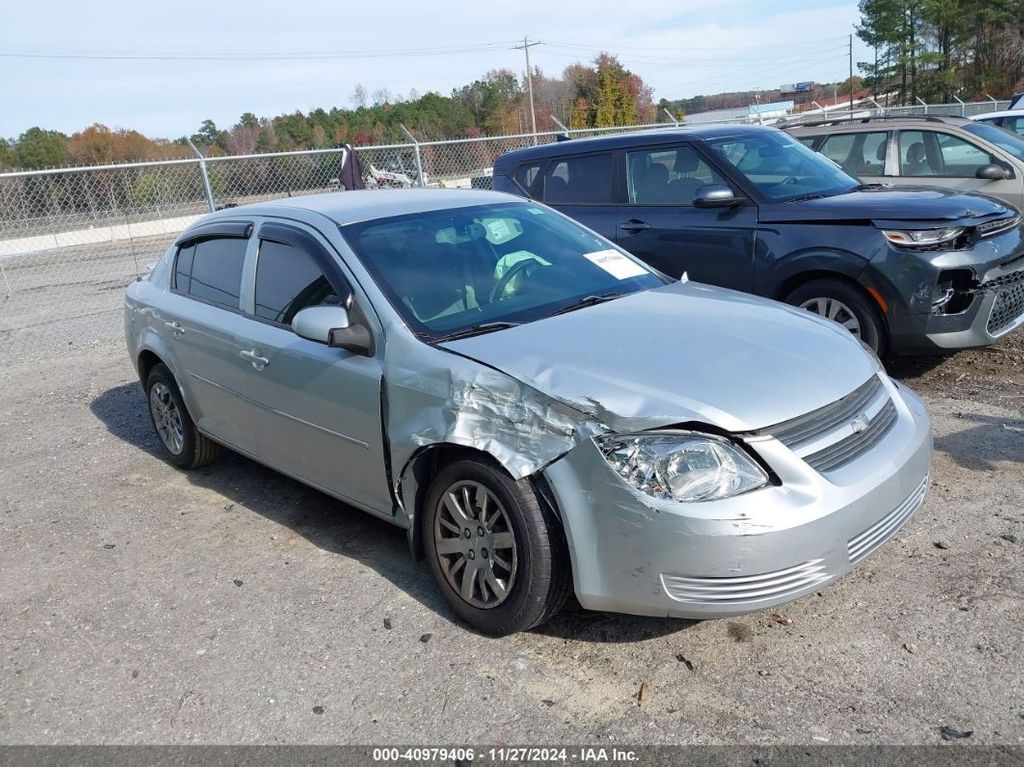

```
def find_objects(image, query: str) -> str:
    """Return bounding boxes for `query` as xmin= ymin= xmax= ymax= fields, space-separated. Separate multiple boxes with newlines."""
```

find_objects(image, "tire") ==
xmin=423 ymin=459 xmax=571 ymax=636
xmin=145 ymin=363 xmax=221 ymax=469
xmin=785 ymin=278 xmax=887 ymax=355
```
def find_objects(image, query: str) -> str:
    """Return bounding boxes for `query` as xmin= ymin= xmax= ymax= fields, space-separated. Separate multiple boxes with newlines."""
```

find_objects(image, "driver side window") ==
xmin=626 ymin=146 xmax=729 ymax=205
xmin=254 ymin=239 xmax=349 ymax=327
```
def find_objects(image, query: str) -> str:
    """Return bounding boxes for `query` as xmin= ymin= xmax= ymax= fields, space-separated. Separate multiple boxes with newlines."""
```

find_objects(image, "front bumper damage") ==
xmin=541 ymin=382 xmax=932 ymax=619
xmin=876 ymin=219 xmax=1024 ymax=352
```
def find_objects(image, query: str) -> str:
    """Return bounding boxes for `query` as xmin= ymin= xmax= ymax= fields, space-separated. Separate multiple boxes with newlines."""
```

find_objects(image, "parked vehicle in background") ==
xmin=972 ymin=111 xmax=1024 ymax=138
xmin=493 ymin=126 xmax=1024 ymax=354
xmin=786 ymin=116 xmax=1024 ymax=211
xmin=125 ymin=190 xmax=933 ymax=635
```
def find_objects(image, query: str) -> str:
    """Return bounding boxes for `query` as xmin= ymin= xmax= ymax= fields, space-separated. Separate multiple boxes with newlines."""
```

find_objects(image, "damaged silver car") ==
xmin=125 ymin=190 xmax=933 ymax=635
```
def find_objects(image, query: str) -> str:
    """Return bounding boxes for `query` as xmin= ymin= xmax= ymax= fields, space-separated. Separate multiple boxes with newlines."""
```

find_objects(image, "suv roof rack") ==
xmin=784 ymin=114 xmax=968 ymax=129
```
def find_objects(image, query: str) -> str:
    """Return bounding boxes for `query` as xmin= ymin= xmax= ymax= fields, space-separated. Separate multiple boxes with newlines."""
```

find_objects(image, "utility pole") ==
xmin=849 ymin=33 xmax=854 ymax=112
xmin=515 ymin=37 xmax=540 ymax=143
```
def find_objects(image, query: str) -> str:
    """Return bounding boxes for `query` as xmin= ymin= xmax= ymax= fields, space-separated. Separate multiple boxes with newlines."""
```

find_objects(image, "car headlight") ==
xmin=596 ymin=432 xmax=769 ymax=502
xmin=882 ymin=227 xmax=964 ymax=247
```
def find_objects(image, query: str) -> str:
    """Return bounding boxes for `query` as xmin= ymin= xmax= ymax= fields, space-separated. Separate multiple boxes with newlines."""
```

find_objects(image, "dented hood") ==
xmin=443 ymin=281 xmax=879 ymax=433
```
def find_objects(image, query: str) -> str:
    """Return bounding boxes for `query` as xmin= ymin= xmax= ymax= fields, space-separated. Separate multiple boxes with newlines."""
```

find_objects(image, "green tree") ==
xmin=13 ymin=127 xmax=71 ymax=169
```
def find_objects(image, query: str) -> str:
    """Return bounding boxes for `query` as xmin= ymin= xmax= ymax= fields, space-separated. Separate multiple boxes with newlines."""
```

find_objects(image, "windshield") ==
xmin=965 ymin=122 xmax=1024 ymax=160
xmin=706 ymin=130 xmax=860 ymax=202
xmin=341 ymin=202 xmax=665 ymax=342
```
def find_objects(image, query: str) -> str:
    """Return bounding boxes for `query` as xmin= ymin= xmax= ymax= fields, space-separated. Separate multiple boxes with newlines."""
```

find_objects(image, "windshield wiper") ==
xmin=786 ymin=192 xmax=830 ymax=203
xmin=549 ymin=292 xmax=622 ymax=317
xmin=433 ymin=321 xmax=521 ymax=343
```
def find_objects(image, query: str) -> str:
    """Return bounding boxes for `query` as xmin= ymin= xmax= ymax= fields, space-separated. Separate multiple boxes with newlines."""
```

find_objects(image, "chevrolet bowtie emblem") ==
xmin=850 ymin=414 xmax=870 ymax=434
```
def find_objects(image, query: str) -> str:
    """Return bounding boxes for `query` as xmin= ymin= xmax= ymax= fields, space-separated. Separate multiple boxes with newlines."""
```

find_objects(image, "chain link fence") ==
xmin=0 ymin=101 xmax=1012 ymax=366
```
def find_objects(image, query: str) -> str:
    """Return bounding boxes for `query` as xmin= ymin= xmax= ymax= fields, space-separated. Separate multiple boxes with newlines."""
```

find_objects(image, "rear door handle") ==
xmin=164 ymin=321 xmax=184 ymax=337
xmin=619 ymin=219 xmax=651 ymax=234
xmin=239 ymin=348 xmax=270 ymax=370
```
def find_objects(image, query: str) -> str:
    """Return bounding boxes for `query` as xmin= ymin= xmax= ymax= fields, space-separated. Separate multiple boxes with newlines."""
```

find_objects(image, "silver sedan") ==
xmin=125 ymin=189 xmax=932 ymax=635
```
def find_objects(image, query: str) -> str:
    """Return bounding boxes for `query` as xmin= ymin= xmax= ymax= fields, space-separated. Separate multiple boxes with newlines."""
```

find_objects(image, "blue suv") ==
xmin=493 ymin=125 xmax=1024 ymax=354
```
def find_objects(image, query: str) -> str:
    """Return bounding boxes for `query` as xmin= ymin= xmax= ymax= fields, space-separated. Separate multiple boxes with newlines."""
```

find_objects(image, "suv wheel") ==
xmin=145 ymin=363 xmax=221 ymax=469
xmin=423 ymin=459 xmax=571 ymax=636
xmin=785 ymin=278 xmax=886 ymax=354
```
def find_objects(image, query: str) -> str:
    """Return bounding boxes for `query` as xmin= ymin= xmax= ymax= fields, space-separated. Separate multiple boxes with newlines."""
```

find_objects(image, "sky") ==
xmin=1 ymin=0 xmax=872 ymax=140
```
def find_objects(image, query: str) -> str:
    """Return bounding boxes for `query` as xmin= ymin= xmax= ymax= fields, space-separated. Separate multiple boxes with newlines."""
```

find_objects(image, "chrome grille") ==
xmin=847 ymin=474 xmax=929 ymax=564
xmin=976 ymin=213 xmax=1021 ymax=238
xmin=986 ymin=269 xmax=1024 ymax=335
xmin=807 ymin=399 xmax=898 ymax=472
xmin=759 ymin=375 xmax=897 ymax=473
xmin=661 ymin=559 xmax=830 ymax=605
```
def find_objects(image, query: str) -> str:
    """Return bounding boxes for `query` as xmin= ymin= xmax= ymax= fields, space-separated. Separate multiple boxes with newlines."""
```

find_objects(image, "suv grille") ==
xmin=978 ymin=211 xmax=1019 ymax=239
xmin=759 ymin=375 xmax=897 ymax=473
xmin=984 ymin=268 xmax=1024 ymax=335
xmin=976 ymin=213 xmax=1021 ymax=239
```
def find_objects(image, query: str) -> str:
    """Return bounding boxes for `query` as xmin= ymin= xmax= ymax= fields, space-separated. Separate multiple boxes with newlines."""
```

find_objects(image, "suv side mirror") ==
xmin=693 ymin=185 xmax=741 ymax=208
xmin=292 ymin=306 xmax=374 ymax=356
xmin=976 ymin=163 xmax=1010 ymax=181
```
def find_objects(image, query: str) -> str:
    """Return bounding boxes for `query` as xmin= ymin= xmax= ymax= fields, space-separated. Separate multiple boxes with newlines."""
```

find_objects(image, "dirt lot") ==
xmin=1 ymin=333 xmax=1022 ymax=746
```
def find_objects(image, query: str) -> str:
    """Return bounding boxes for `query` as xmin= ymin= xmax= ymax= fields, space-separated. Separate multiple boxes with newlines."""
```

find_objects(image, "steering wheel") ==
xmin=778 ymin=175 xmax=799 ymax=185
xmin=490 ymin=259 xmax=539 ymax=303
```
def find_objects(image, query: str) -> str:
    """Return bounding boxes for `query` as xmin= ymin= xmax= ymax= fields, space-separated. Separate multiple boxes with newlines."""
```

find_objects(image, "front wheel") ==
xmin=785 ymin=278 xmax=887 ymax=354
xmin=423 ymin=459 xmax=571 ymax=636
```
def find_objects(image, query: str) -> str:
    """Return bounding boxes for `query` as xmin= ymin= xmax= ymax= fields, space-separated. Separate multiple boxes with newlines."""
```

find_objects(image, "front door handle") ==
xmin=619 ymin=219 xmax=651 ymax=234
xmin=239 ymin=348 xmax=270 ymax=370
xmin=164 ymin=321 xmax=185 ymax=337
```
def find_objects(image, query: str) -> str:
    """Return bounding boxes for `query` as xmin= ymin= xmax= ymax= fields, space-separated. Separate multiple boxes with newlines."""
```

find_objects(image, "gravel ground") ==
xmin=0 ymin=335 xmax=1022 ymax=746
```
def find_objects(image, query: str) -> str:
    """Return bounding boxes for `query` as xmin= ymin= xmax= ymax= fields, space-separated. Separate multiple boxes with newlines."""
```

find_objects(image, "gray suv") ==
xmin=786 ymin=115 xmax=1024 ymax=211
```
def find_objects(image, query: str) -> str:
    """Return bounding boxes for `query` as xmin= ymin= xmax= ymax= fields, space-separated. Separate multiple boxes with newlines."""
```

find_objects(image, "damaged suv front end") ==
xmin=867 ymin=209 xmax=1024 ymax=352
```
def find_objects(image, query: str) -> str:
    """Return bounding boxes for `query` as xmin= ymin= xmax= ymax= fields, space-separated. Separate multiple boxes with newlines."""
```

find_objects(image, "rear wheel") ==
xmin=145 ymin=363 xmax=221 ymax=469
xmin=786 ymin=278 xmax=886 ymax=354
xmin=423 ymin=459 xmax=571 ymax=635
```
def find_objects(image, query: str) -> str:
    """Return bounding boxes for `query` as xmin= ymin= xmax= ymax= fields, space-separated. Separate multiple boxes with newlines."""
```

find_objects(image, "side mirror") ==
xmin=976 ymin=163 xmax=1009 ymax=181
xmin=693 ymin=184 xmax=741 ymax=208
xmin=291 ymin=306 xmax=374 ymax=356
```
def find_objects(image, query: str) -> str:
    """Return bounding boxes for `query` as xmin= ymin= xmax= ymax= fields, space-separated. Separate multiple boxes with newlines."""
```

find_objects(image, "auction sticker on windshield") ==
xmin=583 ymin=249 xmax=648 ymax=280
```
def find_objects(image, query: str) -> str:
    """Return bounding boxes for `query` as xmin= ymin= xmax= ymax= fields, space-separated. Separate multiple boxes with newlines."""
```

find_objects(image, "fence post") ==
xmin=953 ymin=95 xmax=966 ymax=116
xmin=915 ymin=96 xmax=928 ymax=114
xmin=662 ymin=107 xmax=680 ymax=127
xmin=398 ymin=124 xmax=426 ymax=188
xmin=985 ymin=93 xmax=998 ymax=103
xmin=186 ymin=138 xmax=216 ymax=212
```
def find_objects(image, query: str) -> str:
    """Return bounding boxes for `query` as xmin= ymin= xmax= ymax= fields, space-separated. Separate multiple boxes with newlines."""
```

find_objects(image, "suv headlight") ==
xmin=882 ymin=227 xmax=964 ymax=247
xmin=596 ymin=432 xmax=769 ymax=502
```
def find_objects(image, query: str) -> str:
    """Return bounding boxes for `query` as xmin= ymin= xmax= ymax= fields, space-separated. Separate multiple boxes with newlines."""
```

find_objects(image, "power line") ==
xmin=0 ymin=42 xmax=521 ymax=62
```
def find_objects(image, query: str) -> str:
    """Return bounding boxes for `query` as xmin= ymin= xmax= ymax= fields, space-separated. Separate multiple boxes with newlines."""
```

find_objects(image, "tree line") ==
xmin=0 ymin=54 xmax=656 ymax=171
xmin=857 ymin=0 xmax=1024 ymax=104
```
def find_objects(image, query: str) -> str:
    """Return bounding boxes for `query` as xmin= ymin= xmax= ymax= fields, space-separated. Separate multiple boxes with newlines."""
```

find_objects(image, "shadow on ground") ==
xmin=90 ymin=382 xmax=692 ymax=642
xmin=934 ymin=412 xmax=1024 ymax=471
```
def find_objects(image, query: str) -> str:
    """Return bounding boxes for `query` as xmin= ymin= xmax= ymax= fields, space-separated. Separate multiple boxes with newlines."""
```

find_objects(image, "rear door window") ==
xmin=819 ymin=132 xmax=888 ymax=176
xmin=185 ymin=237 xmax=248 ymax=310
xmin=254 ymin=239 xmax=348 ymax=326
xmin=543 ymin=154 xmax=613 ymax=204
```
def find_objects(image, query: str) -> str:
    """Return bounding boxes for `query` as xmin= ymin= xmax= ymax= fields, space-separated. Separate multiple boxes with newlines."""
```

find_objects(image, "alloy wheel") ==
xmin=149 ymin=382 xmax=185 ymax=455
xmin=433 ymin=480 xmax=518 ymax=609
xmin=799 ymin=296 xmax=862 ymax=337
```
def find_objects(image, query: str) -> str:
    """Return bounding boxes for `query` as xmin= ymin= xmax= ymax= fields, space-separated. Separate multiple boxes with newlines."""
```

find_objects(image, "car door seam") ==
xmin=187 ymin=371 xmax=370 ymax=449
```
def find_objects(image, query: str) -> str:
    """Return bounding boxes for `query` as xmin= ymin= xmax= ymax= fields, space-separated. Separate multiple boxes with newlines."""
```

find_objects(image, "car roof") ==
xmin=495 ymin=124 xmax=779 ymax=166
xmin=198 ymin=189 xmax=525 ymax=226
xmin=972 ymin=110 xmax=1024 ymax=121
xmin=786 ymin=115 xmax=974 ymax=133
